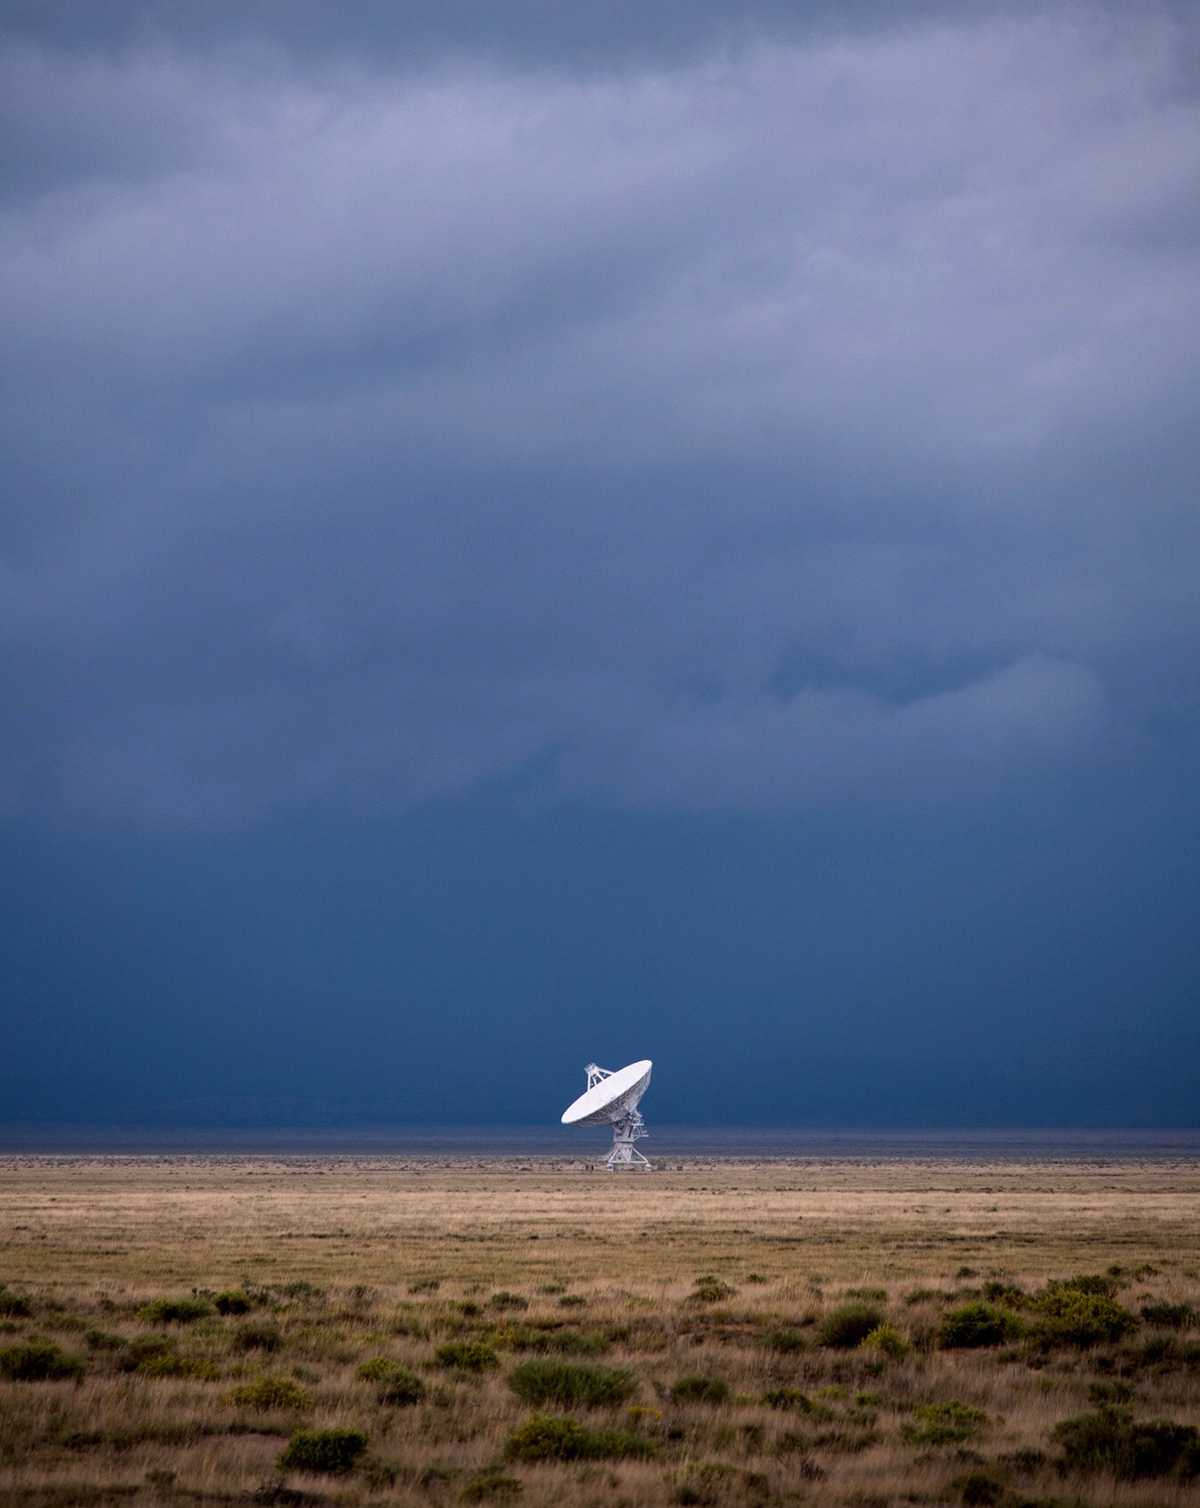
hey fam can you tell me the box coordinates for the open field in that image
[1,1154,1199,1506]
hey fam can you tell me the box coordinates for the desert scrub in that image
[1032,1284,1136,1347]
[1141,1301,1196,1329]
[902,1401,988,1445]
[462,1468,523,1499]
[0,1341,86,1381]
[1054,1406,1200,1479]
[213,1290,254,1315]
[233,1317,281,1351]
[504,1412,654,1462]
[434,1339,500,1372]
[278,1427,368,1474]
[817,1302,884,1348]
[861,1322,910,1358]
[507,1357,637,1408]
[938,1302,1022,1349]
[488,1290,529,1311]
[228,1373,310,1409]
[762,1326,808,1353]
[0,1286,31,1318]
[505,1324,607,1355]
[762,1387,812,1411]
[687,1277,737,1304]
[670,1374,730,1404]
[136,1296,213,1325]
[357,1355,426,1404]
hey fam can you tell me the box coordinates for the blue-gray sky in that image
[1,0,1197,1126]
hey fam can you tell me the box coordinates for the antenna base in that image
[603,1109,652,1171]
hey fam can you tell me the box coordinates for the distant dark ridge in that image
[1,1125,1198,1158]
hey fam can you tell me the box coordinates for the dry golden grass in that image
[1,1154,1198,1507]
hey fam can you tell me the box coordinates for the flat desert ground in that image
[1,1154,1198,1505]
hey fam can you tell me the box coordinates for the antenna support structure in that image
[571,1061,653,1171]
[561,1059,654,1171]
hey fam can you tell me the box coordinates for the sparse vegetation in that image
[1,1154,1198,1507]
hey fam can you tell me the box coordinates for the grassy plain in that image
[1,1153,1198,1507]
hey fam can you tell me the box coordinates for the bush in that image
[0,1286,31,1318]
[558,1294,587,1308]
[861,1322,910,1358]
[462,1469,523,1500]
[228,1374,310,1409]
[1054,1406,1200,1479]
[817,1303,884,1348]
[762,1387,812,1410]
[1141,1301,1196,1329]
[938,1302,1022,1349]
[234,1319,281,1352]
[1033,1289,1135,1348]
[408,1277,440,1294]
[670,1374,730,1404]
[902,1401,988,1445]
[434,1340,500,1372]
[687,1278,736,1304]
[955,1471,1003,1506]
[504,1413,653,1462]
[214,1290,253,1315]
[507,1325,608,1355]
[489,1291,528,1312]
[120,1332,176,1370]
[357,1356,426,1404]
[138,1352,219,1379]
[278,1428,369,1475]
[507,1358,637,1408]
[0,1342,86,1381]
[762,1326,808,1354]
[136,1296,213,1325]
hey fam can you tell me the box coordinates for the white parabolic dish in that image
[561,1059,652,1127]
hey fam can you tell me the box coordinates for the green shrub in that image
[558,1294,587,1308]
[120,1332,176,1370]
[687,1278,736,1304]
[1054,1406,1200,1479]
[507,1358,637,1408]
[357,1356,426,1404]
[228,1374,310,1409]
[462,1469,523,1499]
[1033,1289,1135,1348]
[214,1290,253,1315]
[904,1288,948,1305]
[982,1281,1024,1304]
[670,1374,729,1404]
[955,1470,1003,1506]
[278,1428,368,1475]
[136,1296,213,1325]
[138,1352,220,1379]
[435,1340,500,1372]
[761,1387,811,1410]
[902,1401,988,1445]
[507,1325,608,1355]
[1141,1301,1196,1329]
[408,1277,441,1294]
[862,1322,910,1358]
[1054,1274,1117,1298]
[762,1326,808,1353]
[938,1302,1022,1349]
[0,1286,31,1318]
[84,1328,123,1351]
[0,1342,86,1381]
[503,1413,654,1462]
[489,1291,528,1312]
[234,1318,281,1352]
[817,1303,884,1348]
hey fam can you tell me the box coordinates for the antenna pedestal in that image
[604,1109,652,1171]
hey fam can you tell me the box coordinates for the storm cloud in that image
[3,2,1197,825]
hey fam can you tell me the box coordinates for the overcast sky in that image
[2,1,1197,1127]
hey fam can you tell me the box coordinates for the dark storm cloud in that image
[2,2,1198,825]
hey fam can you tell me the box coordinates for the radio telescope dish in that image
[561,1060,653,1171]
